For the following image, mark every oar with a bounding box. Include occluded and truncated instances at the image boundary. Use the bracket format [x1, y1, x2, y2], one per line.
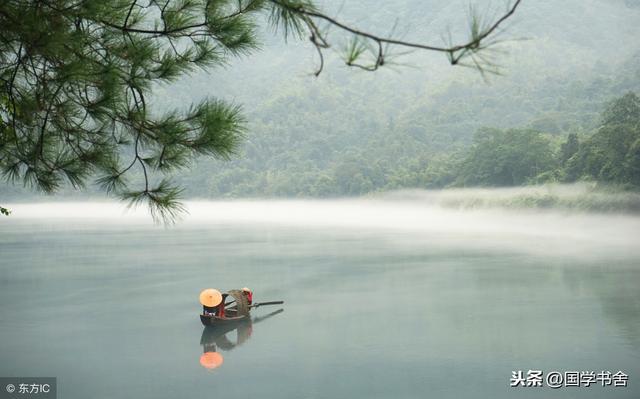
[250, 301, 284, 308]
[226, 300, 284, 311]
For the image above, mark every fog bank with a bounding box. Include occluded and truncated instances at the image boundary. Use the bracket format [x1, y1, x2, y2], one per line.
[5, 186, 640, 259]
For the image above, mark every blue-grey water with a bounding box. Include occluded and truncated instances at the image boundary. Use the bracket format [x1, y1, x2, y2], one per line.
[1, 198, 639, 398]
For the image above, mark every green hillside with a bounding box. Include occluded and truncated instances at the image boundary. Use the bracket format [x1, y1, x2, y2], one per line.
[2, 0, 640, 200]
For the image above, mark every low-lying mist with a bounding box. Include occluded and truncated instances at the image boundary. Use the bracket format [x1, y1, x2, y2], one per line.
[5, 184, 640, 260]
[380, 183, 640, 212]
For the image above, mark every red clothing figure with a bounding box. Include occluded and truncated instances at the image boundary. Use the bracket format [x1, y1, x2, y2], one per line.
[217, 293, 228, 317]
[242, 287, 253, 305]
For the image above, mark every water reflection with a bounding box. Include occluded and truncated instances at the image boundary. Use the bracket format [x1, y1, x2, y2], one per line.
[561, 265, 640, 349]
[199, 309, 284, 370]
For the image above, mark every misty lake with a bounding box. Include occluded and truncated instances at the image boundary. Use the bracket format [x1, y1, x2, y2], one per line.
[1, 198, 639, 398]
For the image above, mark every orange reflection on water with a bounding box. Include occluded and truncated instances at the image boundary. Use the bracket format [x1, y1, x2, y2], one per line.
[199, 352, 224, 370]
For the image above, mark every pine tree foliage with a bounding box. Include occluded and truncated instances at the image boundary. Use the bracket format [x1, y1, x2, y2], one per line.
[0, 0, 522, 222]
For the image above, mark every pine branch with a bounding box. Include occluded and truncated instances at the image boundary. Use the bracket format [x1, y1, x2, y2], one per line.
[268, 0, 523, 73]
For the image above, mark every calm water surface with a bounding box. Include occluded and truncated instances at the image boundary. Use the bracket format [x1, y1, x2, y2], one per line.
[0, 201, 639, 398]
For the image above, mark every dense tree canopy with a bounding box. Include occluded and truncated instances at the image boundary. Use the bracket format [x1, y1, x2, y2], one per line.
[188, 89, 640, 195]
[444, 92, 640, 188]
[456, 128, 555, 186]
[565, 92, 640, 186]
[0, 0, 521, 220]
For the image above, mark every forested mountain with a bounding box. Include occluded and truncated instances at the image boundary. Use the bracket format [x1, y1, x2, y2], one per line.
[2, 0, 640, 200]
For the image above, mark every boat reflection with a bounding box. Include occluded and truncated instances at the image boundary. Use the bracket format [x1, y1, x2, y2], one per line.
[199, 308, 284, 370]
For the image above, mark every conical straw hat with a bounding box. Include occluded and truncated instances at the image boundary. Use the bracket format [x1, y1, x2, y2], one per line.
[199, 288, 223, 307]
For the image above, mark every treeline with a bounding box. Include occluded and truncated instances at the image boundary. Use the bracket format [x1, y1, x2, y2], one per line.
[422, 92, 640, 189]
[175, 75, 640, 198]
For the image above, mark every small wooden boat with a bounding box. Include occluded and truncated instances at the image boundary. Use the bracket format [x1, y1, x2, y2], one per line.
[199, 287, 284, 326]
[200, 309, 249, 327]
[200, 302, 285, 326]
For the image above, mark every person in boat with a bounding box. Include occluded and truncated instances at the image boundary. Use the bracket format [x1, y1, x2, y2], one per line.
[242, 287, 253, 306]
[202, 294, 228, 317]
[216, 293, 228, 317]
[200, 288, 225, 316]
[202, 302, 220, 316]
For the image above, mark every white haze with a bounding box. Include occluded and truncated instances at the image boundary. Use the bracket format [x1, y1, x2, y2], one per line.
[5, 185, 640, 260]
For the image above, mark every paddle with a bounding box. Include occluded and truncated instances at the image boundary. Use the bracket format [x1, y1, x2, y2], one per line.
[225, 300, 284, 311]
[250, 301, 284, 308]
